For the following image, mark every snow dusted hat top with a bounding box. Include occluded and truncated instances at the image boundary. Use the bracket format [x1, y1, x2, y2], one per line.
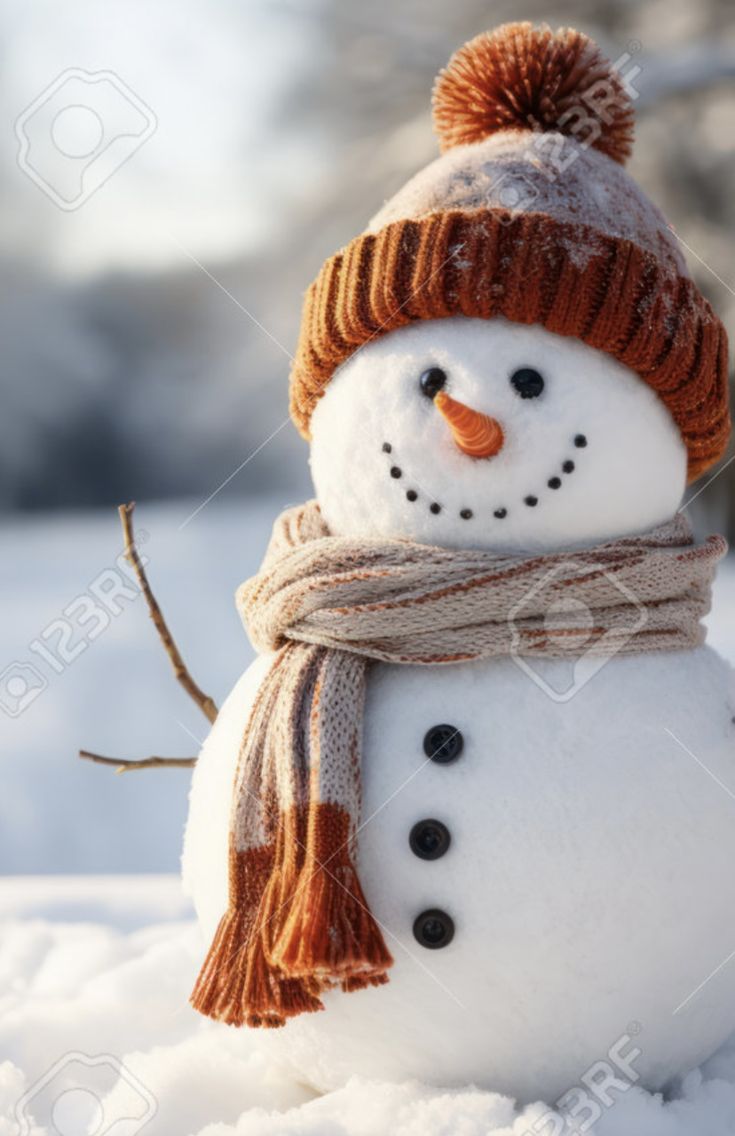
[289, 22, 730, 481]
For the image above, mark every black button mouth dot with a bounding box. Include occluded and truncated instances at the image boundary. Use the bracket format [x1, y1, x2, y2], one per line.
[574, 434, 587, 448]
[494, 508, 507, 519]
[390, 466, 402, 479]
[430, 503, 441, 515]
[562, 460, 575, 474]
[524, 495, 538, 507]
[548, 477, 561, 489]
[382, 442, 392, 453]
[406, 489, 418, 502]
[460, 509, 473, 520]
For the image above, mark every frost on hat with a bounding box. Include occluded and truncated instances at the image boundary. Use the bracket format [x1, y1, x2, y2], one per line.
[290, 22, 730, 482]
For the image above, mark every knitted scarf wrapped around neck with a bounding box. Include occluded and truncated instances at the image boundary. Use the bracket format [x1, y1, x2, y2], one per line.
[191, 502, 725, 1029]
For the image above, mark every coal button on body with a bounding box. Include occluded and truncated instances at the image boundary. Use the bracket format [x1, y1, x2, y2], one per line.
[409, 819, 451, 860]
[423, 724, 463, 764]
[413, 908, 455, 949]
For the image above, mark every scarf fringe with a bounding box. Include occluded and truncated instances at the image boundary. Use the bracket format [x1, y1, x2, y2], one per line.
[189, 904, 254, 1026]
[271, 857, 394, 982]
[190, 903, 325, 1027]
[341, 972, 390, 993]
[267, 802, 393, 984]
[190, 842, 326, 1027]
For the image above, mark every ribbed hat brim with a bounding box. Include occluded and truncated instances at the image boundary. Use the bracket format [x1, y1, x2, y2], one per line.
[290, 209, 730, 482]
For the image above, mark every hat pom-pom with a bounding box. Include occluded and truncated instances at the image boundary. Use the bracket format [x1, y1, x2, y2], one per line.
[432, 21, 635, 165]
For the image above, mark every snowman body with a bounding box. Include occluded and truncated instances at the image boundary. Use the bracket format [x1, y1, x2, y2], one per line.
[184, 11, 733, 1096]
[184, 314, 734, 1100]
[184, 644, 735, 1100]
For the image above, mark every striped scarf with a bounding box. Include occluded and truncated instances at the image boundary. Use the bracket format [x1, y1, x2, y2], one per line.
[191, 502, 725, 1028]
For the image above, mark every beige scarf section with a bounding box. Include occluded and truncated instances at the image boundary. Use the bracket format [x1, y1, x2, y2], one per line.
[191, 502, 725, 1028]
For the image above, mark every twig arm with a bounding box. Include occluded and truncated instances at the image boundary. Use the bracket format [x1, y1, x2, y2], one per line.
[119, 502, 218, 724]
[80, 750, 197, 774]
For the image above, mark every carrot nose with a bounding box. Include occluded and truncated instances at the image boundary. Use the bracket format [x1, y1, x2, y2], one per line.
[434, 391, 504, 458]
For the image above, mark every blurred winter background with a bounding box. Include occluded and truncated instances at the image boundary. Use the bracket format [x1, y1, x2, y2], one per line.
[1, 0, 734, 879]
[2, 2, 735, 1133]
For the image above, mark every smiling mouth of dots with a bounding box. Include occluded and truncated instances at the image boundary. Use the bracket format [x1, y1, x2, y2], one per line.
[380, 434, 588, 521]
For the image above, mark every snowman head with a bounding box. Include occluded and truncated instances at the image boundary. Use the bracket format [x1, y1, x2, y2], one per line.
[310, 316, 687, 552]
[291, 23, 730, 549]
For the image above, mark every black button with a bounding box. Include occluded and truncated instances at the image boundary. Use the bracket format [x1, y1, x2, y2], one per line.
[423, 724, 463, 764]
[413, 908, 455, 949]
[409, 819, 451, 860]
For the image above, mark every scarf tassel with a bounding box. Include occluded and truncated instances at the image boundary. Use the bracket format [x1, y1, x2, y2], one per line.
[191, 805, 394, 1027]
[190, 905, 324, 1027]
[269, 803, 394, 984]
[272, 859, 393, 982]
[190, 846, 325, 1027]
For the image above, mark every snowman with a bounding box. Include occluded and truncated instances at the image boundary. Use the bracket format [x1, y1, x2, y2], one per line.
[183, 22, 734, 1103]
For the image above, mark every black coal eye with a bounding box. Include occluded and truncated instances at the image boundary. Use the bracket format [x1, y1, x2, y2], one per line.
[420, 367, 447, 399]
[510, 368, 545, 399]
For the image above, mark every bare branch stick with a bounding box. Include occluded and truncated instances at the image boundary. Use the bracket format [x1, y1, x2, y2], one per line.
[80, 749, 197, 774]
[119, 501, 218, 724]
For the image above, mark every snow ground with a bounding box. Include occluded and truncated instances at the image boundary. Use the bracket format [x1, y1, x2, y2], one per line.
[5, 876, 735, 1135]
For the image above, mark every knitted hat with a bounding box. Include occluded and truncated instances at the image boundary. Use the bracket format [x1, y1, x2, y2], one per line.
[290, 22, 731, 482]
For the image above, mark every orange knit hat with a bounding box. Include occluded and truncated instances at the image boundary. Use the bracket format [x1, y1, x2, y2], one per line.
[289, 22, 730, 482]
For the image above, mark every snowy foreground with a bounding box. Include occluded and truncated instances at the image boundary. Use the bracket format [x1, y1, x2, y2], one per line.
[3, 881, 735, 1135]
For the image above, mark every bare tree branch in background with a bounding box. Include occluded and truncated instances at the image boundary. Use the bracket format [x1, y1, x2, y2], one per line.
[79, 500, 218, 773]
[80, 750, 197, 773]
[119, 501, 218, 724]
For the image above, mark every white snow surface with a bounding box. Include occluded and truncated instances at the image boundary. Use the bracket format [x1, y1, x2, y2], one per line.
[5, 876, 735, 1135]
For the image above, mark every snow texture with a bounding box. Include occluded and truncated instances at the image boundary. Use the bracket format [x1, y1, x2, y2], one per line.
[5, 877, 735, 1135]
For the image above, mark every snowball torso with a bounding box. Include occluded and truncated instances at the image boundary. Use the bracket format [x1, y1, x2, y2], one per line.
[184, 314, 731, 1099]
[184, 645, 735, 1100]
